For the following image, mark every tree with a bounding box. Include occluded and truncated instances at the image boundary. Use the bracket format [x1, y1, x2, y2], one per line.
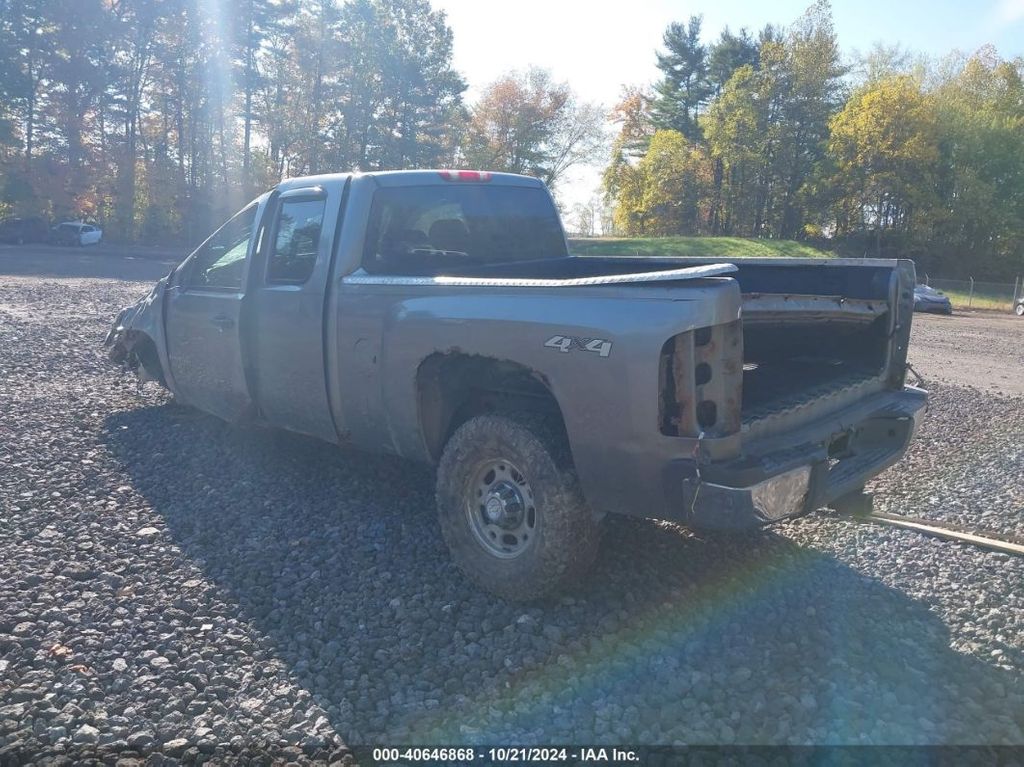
[107, 0, 166, 239]
[828, 75, 939, 252]
[852, 42, 914, 83]
[650, 16, 710, 140]
[602, 87, 654, 210]
[613, 130, 712, 236]
[333, 0, 465, 171]
[571, 199, 599, 237]
[230, 0, 290, 195]
[463, 68, 604, 188]
[707, 27, 759, 96]
[608, 2, 845, 240]
[0, 0, 465, 243]
[770, 0, 846, 238]
[702, 65, 763, 234]
[608, 86, 654, 158]
[923, 50, 1024, 275]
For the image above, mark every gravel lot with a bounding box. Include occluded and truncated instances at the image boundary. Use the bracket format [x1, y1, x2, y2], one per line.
[907, 311, 1024, 397]
[1, 254, 1022, 762]
[867, 312, 1024, 539]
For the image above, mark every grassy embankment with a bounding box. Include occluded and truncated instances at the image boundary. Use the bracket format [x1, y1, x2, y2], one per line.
[569, 236, 1021, 312]
[568, 236, 834, 259]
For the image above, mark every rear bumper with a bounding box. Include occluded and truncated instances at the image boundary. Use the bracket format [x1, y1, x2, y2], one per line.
[666, 385, 927, 530]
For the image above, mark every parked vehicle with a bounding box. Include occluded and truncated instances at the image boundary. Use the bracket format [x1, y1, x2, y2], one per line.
[913, 284, 953, 315]
[0, 216, 49, 244]
[106, 170, 927, 600]
[51, 221, 103, 246]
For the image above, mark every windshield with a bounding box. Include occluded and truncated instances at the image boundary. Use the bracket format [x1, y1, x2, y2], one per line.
[362, 184, 566, 275]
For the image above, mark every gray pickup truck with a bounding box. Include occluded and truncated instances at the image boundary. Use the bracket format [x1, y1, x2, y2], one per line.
[107, 170, 926, 600]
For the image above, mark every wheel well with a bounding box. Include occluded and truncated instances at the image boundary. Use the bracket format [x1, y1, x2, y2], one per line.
[126, 332, 166, 386]
[417, 353, 567, 462]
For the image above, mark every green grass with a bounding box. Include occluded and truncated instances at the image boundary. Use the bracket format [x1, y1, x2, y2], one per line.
[568, 236, 834, 260]
[939, 288, 1015, 311]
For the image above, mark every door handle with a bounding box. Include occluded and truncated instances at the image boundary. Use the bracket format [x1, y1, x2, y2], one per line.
[210, 314, 235, 330]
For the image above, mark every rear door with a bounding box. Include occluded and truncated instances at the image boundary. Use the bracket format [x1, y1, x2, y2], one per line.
[164, 203, 259, 421]
[249, 184, 340, 442]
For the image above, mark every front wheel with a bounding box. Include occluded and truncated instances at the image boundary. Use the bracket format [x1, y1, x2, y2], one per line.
[1015, 303, 1024, 317]
[436, 413, 600, 601]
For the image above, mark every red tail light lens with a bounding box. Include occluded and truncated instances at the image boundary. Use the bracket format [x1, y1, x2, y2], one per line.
[438, 170, 492, 182]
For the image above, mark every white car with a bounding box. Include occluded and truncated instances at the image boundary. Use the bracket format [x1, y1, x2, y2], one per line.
[52, 221, 103, 246]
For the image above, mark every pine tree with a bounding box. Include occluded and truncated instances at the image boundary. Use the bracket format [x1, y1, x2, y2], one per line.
[650, 16, 711, 141]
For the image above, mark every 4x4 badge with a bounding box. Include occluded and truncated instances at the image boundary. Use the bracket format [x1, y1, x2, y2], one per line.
[544, 335, 612, 358]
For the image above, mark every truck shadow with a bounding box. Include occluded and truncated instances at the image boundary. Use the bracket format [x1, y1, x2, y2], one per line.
[103, 404, 1021, 745]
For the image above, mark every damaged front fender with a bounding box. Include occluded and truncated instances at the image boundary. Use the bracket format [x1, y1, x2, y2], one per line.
[105, 276, 175, 391]
[105, 304, 140, 352]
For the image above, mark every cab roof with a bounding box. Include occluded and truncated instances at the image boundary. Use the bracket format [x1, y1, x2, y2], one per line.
[275, 169, 544, 193]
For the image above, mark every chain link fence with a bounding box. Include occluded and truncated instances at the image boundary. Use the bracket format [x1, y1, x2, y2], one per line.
[921, 274, 1022, 311]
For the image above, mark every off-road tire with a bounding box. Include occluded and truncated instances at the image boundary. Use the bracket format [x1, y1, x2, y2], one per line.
[436, 413, 600, 601]
[1015, 303, 1024, 317]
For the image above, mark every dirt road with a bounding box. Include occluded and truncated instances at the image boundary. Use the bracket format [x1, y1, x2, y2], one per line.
[909, 312, 1024, 395]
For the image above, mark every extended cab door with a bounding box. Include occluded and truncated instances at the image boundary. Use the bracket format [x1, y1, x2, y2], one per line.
[248, 184, 342, 442]
[164, 203, 259, 421]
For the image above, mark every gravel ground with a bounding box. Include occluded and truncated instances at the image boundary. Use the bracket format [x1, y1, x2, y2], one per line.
[869, 381, 1024, 539]
[1, 269, 1022, 763]
[869, 310, 1024, 538]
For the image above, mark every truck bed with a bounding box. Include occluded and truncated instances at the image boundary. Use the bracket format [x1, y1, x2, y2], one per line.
[467, 255, 906, 434]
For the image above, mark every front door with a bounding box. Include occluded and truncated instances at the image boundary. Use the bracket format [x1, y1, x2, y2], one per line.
[164, 203, 259, 421]
[249, 187, 338, 441]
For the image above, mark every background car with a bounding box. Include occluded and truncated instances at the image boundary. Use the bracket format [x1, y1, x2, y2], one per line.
[51, 221, 103, 246]
[913, 283, 953, 314]
[0, 217, 50, 244]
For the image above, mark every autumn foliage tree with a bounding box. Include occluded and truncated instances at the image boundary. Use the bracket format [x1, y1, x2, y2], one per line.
[0, 0, 465, 242]
[1, 0, 1022, 279]
[601, 0, 1024, 278]
[612, 130, 712, 236]
[462, 68, 604, 189]
[828, 75, 939, 250]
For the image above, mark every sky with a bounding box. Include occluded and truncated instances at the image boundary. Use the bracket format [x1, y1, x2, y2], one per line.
[431, 0, 1024, 217]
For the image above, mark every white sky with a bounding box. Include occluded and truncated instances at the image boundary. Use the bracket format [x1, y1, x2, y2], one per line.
[431, 0, 1024, 216]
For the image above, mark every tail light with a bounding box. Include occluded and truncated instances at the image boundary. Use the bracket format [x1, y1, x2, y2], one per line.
[659, 321, 743, 437]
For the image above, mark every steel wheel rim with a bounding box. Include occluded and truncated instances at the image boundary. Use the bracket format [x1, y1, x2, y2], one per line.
[465, 458, 537, 559]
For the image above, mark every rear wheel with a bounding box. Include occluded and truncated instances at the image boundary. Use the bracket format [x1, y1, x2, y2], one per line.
[436, 413, 600, 601]
[1016, 303, 1024, 317]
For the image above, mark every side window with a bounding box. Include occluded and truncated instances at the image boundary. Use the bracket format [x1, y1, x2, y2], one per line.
[187, 204, 258, 289]
[267, 197, 326, 283]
